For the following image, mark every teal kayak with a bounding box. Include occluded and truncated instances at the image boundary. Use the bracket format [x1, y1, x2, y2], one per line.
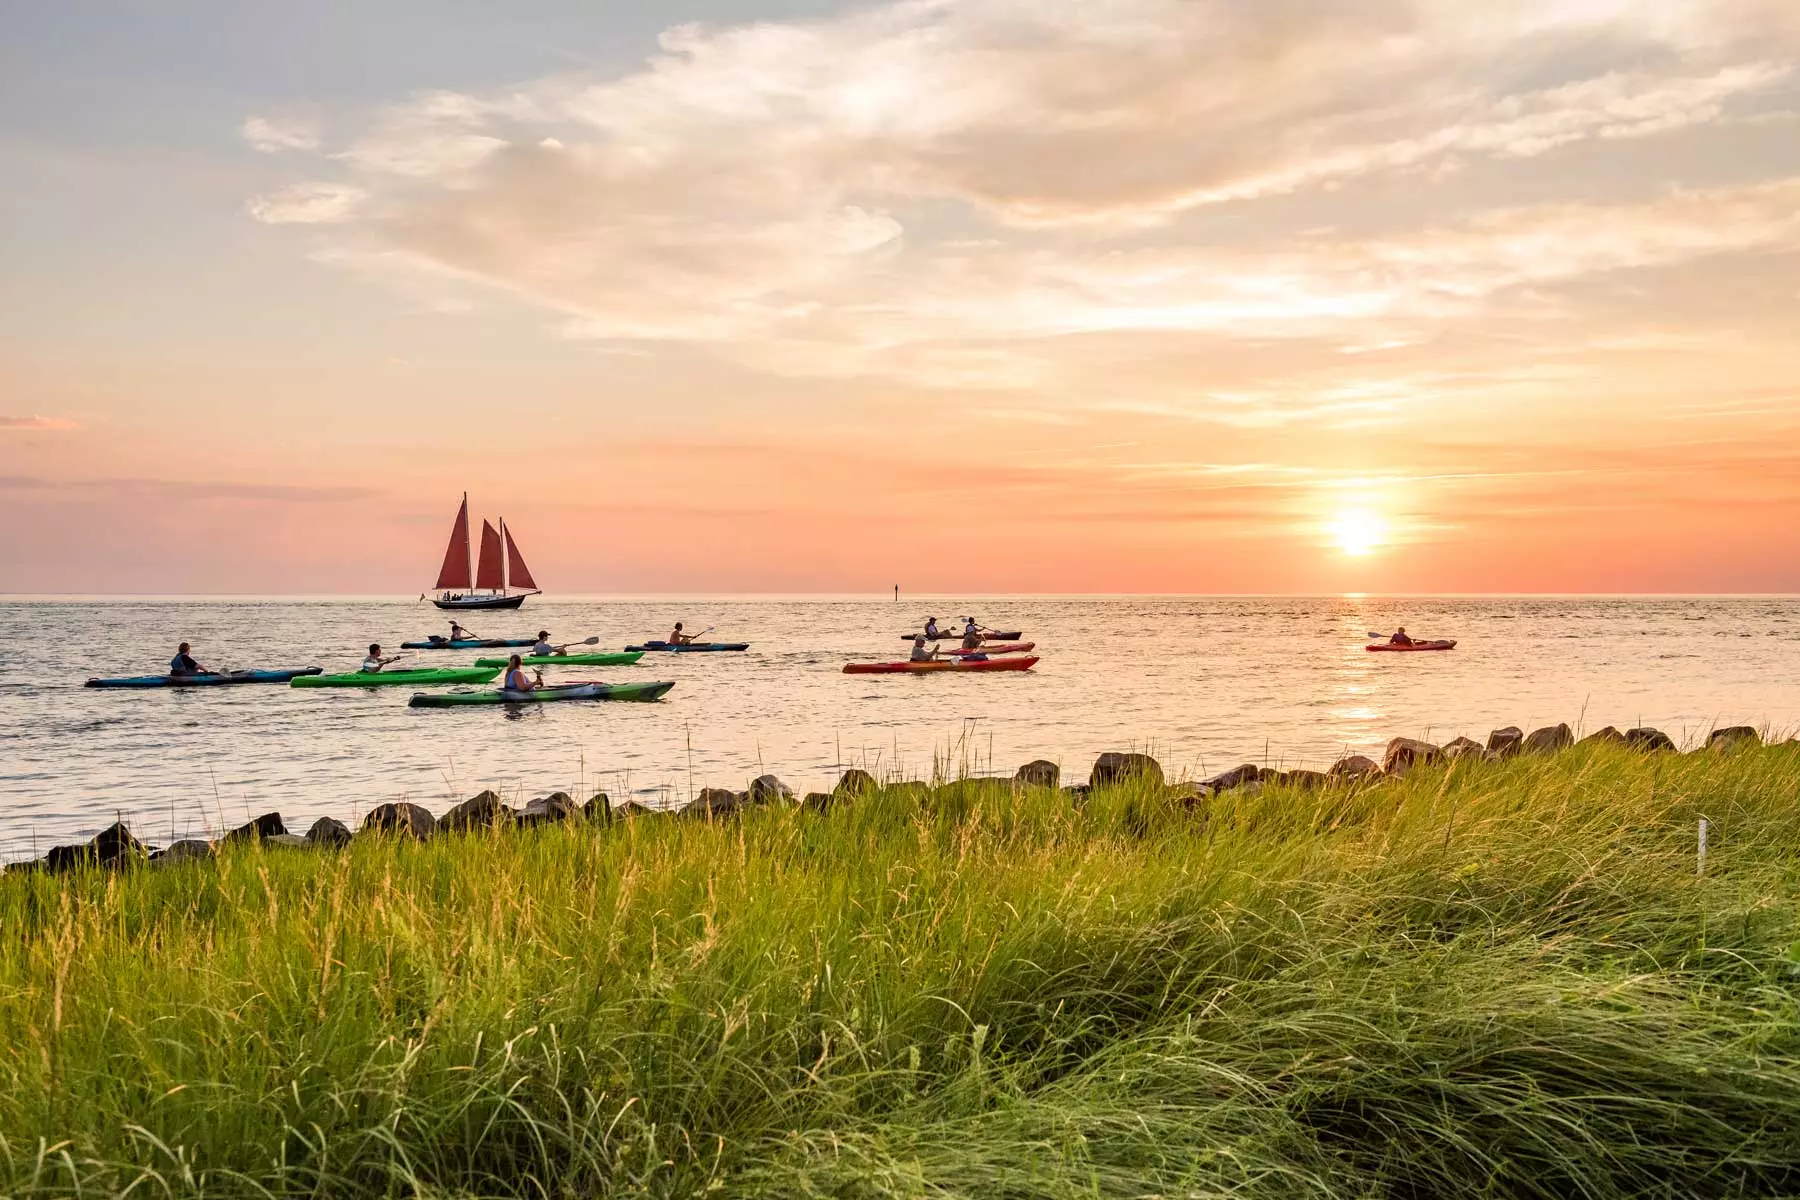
[292, 667, 499, 688]
[88, 668, 323, 689]
[472, 652, 643, 667]
[409, 680, 674, 707]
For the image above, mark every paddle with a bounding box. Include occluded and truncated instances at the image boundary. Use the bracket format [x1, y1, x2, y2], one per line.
[546, 636, 602, 654]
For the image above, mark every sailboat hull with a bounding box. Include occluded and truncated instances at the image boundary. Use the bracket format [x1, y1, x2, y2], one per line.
[433, 592, 532, 611]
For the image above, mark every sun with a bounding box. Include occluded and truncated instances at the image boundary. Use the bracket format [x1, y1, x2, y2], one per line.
[1330, 508, 1387, 556]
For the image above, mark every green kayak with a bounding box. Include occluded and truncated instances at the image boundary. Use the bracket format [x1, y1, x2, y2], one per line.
[409, 680, 674, 707]
[472, 652, 644, 667]
[292, 667, 500, 688]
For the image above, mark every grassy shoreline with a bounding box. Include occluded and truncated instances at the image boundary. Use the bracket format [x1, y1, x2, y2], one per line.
[3, 742, 1799, 1196]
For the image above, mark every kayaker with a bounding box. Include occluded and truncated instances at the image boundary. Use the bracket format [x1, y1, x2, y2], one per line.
[531, 631, 563, 657]
[909, 635, 939, 663]
[360, 643, 402, 673]
[923, 616, 941, 639]
[669, 622, 696, 646]
[501, 654, 539, 693]
[169, 642, 208, 677]
[961, 618, 984, 651]
[449, 621, 475, 642]
[1389, 627, 1414, 647]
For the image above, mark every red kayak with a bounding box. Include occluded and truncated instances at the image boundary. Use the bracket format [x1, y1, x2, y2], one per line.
[946, 642, 1034, 657]
[1366, 639, 1457, 652]
[845, 656, 1039, 674]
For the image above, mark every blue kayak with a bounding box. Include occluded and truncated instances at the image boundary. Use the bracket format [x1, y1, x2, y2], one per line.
[400, 637, 536, 650]
[86, 668, 324, 689]
[625, 641, 749, 652]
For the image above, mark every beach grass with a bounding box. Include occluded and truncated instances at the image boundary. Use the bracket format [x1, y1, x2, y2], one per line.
[2, 743, 1800, 1196]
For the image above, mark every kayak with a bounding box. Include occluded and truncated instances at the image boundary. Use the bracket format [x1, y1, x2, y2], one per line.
[409, 680, 675, 707]
[625, 641, 750, 653]
[86, 668, 323, 689]
[946, 642, 1034, 656]
[901, 630, 1022, 642]
[845, 656, 1039, 674]
[472, 652, 644, 667]
[292, 667, 499, 688]
[400, 637, 535, 650]
[1366, 640, 1457, 653]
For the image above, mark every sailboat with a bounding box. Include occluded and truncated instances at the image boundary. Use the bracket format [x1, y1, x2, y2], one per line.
[429, 493, 541, 611]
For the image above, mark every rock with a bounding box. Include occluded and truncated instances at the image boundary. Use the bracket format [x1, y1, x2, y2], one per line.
[802, 791, 835, 812]
[1205, 763, 1262, 792]
[1328, 755, 1380, 780]
[1090, 752, 1164, 789]
[440, 790, 512, 833]
[1708, 726, 1761, 753]
[518, 792, 579, 827]
[1061, 784, 1091, 802]
[264, 834, 311, 849]
[1522, 724, 1573, 754]
[305, 817, 353, 847]
[1014, 760, 1060, 789]
[747, 775, 795, 805]
[583, 793, 613, 824]
[1486, 727, 1524, 757]
[1165, 782, 1212, 809]
[1578, 726, 1628, 748]
[151, 839, 214, 865]
[1443, 737, 1484, 760]
[223, 812, 287, 844]
[1626, 726, 1677, 753]
[1285, 769, 1329, 791]
[834, 769, 878, 797]
[615, 798, 660, 818]
[686, 788, 743, 818]
[361, 802, 436, 840]
[45, 821, 146, 873]
[1383, 738, 1444, 776]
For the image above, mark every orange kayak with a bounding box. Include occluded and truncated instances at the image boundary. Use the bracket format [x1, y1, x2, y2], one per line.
[946, 642, 1034, 656]
[844, 656, 1039, 674]
[1366, 639, 1457, 652]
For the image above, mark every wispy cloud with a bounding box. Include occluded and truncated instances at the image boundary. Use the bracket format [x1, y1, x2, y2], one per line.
[0, 415, 79, 431]
[0, 476, 377, 502]
[247, 182, 367, 224]
[241, 114, 321, 153]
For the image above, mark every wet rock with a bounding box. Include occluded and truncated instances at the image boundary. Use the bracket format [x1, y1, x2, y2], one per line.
[834, 769, 878, 797]
[1522, 724, 1573, 754]
[1014, 760, 1060, 790]
[1579, 726, 1628, 748]
[748, 775, 795, 805]
[686, 788, 743, 818]
[1708, 726, 1761, 753]
[1090, 752, 1164, 789]
[45, 821, 146, 873]
[151, 839, 214, 865]
[1328, 755, 1380, 780]
[583, 793, 613, 824]
[1383, 738, 1444, 776]
[1626, 726, 1677, 752]
[1205, 763, 1262, 792]
[223, 813, 286, 844]
[518, 792, 579, 827]
[440, 790, 513, 833]
[361, 802, 436, 840]
[1285, 769, 1329, 791]
[1443, 737, 1484, 760]
[305, 817, 353, 847]
[1486, 727, 1524, 757]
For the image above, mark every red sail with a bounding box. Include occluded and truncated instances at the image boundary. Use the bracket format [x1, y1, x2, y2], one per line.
[433, 495, 472, 590]
[503, 522, 537, 591]
[474, 520, 505, 590]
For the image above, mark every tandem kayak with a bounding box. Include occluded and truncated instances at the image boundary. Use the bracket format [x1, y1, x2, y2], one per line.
[471, 652, 644, 667]
[625, 641, 750, 653]
[946, 642, 1034, 656]
[845, 656, 1039, 675]
[292, 667, 499, 688]
[400, 637, 535, 650]
[1366, 640, 1457, 653]
[409, 680, 675, 707]
[901, 630, 1022, 643]
[86, 668, 324, 689]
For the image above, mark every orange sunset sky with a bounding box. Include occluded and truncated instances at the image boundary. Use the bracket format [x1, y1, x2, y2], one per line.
[4, 0, 1799, 594]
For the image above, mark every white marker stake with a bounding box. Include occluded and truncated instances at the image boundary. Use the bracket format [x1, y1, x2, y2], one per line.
[1697, 817, 1708, 877]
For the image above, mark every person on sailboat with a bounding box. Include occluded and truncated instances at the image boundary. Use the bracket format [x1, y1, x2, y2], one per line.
[501, 654, 540, 693]
[669, 622, 696, 646]
[531, 631, 564, 658]
[361, 644, 402, 673]
[169, 643, 209, 677]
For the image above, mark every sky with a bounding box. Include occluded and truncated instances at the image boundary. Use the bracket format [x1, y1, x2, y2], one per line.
[4, 0, 1799, 594]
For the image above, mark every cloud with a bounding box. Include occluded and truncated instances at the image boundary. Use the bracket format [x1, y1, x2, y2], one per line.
[0, 415, 79, 431]
[241, 114, 321, 153]
[0, 476, 377, 502]
[247, 181, 367, 224]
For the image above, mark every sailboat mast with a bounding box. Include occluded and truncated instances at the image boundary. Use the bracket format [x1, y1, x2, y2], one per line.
[499, 518, 509, 596]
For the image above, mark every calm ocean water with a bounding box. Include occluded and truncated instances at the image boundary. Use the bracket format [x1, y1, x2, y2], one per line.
[2, 595, 1796, 857]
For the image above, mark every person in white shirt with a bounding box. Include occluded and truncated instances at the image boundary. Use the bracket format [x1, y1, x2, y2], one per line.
[531, 631, 562, 658]
[361, 643, 401, 673]
[909, 635, 938, 663]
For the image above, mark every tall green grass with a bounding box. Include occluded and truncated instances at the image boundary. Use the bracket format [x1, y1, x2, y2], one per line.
[3, 743, 1800, 1197]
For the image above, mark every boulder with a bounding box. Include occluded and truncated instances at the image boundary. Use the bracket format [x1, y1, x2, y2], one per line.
[361, 803, 436, 840]
[1205, 764, 1262, 792]
[1626, 726, 1677, 753]
[1383, 738, 1444, 776]
[686, 788, 743, 818]
[583, 793, 613, 824]
[1486, 727, 1524, 757]
[1443, 737, 1484, 760]
[1284, 769, 1329, 791]
[1165, 782, 1212, 809]
[1090, 752, 1164, 789]
[834, 769, 878, 797]
[1708, 726, 1761, 753]
[1328, 755, 1380, 780]
[1522, 724, 1573, 755]
[1014, 760, 1060, 790]
[151, 839, 214, 865]
[1061, 784, 1091, 802]
[264, 834, 311, 849]
[614, 799, 660, 818]
[304, 817, 353, 847]
[802, 792, 835, 812]
[45, 821, 146, 873]
[1578, 726, 1628, 748]
[223, 812, 287, 844]
[518, 792, 579, 827]
[747, 775, 795, 805]
[440, 790, 512, 833]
